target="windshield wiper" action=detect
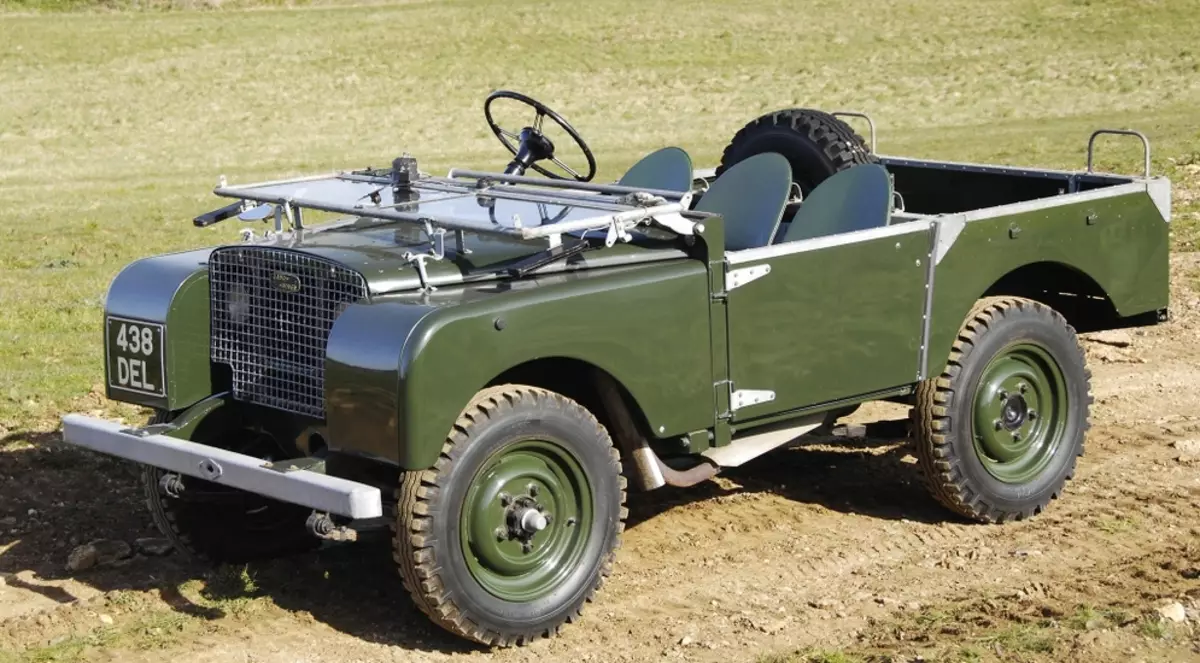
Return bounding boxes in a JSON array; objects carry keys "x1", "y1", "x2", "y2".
[{"x1": 506, "y1": 238, "x2": 594, "y2": 277}]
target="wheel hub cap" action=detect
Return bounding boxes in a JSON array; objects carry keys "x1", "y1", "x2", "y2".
[
  {"x1": 971, "y1": 343, "x2": 1068, "y2": 484},
  {"x1": 460, "y1": 439, "x2": 593, "y2": 602},
  {"x1": 1000, "y1": 394, "x2": 1029, "y2": 431}
]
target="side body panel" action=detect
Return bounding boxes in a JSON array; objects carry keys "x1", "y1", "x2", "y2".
[
  {"x1": 725, "y1": 224, "x2": 932, "y2": 421},
  {"x1": 104, "y1": 249, "x2": 214, "y2": 411},
  {"x1": 325, "y1": 261, "x2": 714, "y2": 468},
  {"x1": 927, "y1": 188, "x2": 1169, "y2": 377}
]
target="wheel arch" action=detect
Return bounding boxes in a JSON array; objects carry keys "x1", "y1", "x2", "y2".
[
  {"x1": 486, "y1": 356, "x2": 656, "y2": 453},
  {"x1": 926, "y1": 259, "x2": 1135, "y2": 380},
  {"x1": 981, "y1": 260, "x2": 1120, "y2": 333}
]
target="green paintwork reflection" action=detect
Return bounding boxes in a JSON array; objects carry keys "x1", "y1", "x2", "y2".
[
  {"x1": 970, "y1": 343, "x2": 1067, "y2": 483},
  {"x1": 461, "y1": 439, "x2": 592, "y2": 602},
  {"x1": 725, "y1": 229, "x2": 932, "y2": 420}
]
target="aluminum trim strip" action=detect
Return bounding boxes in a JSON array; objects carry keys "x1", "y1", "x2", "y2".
[{"x1": 726, "y1": 221, "x2": 933, "y2": 266}]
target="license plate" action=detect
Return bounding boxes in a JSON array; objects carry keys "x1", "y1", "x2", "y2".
[{"x1": 106, "y1": 317, "x2": 166, "y2": 397}]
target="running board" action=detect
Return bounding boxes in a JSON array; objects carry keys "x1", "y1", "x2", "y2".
[{"x1": 701, "y1": 417, "x2": 824, "y2": 467}]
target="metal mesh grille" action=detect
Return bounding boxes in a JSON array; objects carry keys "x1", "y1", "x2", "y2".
[{"x1": 209, "y1": 247, "x2": 368, "y2": 419}]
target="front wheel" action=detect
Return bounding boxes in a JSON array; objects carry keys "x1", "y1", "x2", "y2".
[
  {"x1": 141, "y1": 409, "x2": 319, "y2": 563},
  {"x1": 393, "y1": 385, "x2": 626, "y2": 646},
  {"x1": 912, "y1": 297, "x2": 1092, "y2": 523}
]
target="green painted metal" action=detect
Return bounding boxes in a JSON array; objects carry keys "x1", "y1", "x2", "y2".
[
  {"x1": 926, "y1": 191, "x2": 1169, "y2": 378},
  {"x1": 461, "y1": 439, "x2": 592, "y2": 601},
  {"x1": 164, "y1": 269, "x2": 213, "y2": 411},
  {"x1": 160, "y1": 393, "x2": 230, "y2": 441},
  {"x1": 970, "y1": 343, "x2": 1067, "y2": 483},
  {"x1": 103, "y1": 249, "x2": 213, "y2": 412},
  {"x1": 725, "y1": 229, "x2": 931, "y2": 420},
  {"x1": 325, "y1": 259, "x2": 714, "y2": 468}
]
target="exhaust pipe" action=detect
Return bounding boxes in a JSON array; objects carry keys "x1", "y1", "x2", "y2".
[{"x1": 596, "y1": 373, "x2": 719, "y2": 491}]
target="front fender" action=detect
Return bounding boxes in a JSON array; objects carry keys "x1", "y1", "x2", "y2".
[
  {"x1": 324, "y1": 261, "x2": 714, "y2": 469},
  {"x1": 105, "y1": 249, "x2": 214, "y2": 411}
]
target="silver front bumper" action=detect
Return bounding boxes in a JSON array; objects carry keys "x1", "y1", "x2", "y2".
[{"x1": 61, "y1": 414, "x2": 383, "y2": 520}]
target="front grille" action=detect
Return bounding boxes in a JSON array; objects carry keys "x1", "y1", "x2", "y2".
[{"x1": 210, "y1": 247, "x2": 368, "y2": 418}]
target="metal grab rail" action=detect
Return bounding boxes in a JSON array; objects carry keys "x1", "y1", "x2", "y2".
[
  {"x1": 1086, "y1": 129, "x2": 1151, "y2": 178},
  {"x1": 831, "y1": 111, "x2": 877, "y2": 153}
]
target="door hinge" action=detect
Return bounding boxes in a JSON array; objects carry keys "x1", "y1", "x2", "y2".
[
  {"x1": 725, "y1": 264, "x2": 771, "y2": 291},
  {"x1": 730, "y1": 388, "x2": 775, "y2": 411}
]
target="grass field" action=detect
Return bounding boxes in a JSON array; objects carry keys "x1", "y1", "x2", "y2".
[
  {"x1": 1, "y1": 1, "x2": 1199, "y2": 438},
  {"x1": 1, "y1": 4, "x2": 1199, "y2": 662}
]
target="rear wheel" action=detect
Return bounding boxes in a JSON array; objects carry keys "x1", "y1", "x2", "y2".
[
  {"x1": 141, "y1": 409, "x2": 319, "y2": 563},
  {"x1": 717, "y1": 108, "x2": 877, "y2": 197},
  {"x1": 393, "y1": 385, "x2": 626, "y2": 646},
  {"x1": 912, "y1": 297, "x2": 1092, "y2": 522}
]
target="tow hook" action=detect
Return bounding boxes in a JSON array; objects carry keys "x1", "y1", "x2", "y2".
[
  {"x1": 306, "y1": 511, "x2": 359, "y2": 542},
  {"x1": 159, "y1": 473, "x2": 186, "y2": 498}
]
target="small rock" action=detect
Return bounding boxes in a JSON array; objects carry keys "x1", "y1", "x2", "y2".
[
  {"x1": 98, "y1": 614, "x2": 113, "y2": 626},
  {"x1": 1088, "y1": 330, "x2": 1133, "y2": 348},
  {"x1": 905, "y1": 601, "x2": 922, "y2": 612},
  {"x1": 90, "y1": 540, "x2": 133, "y2": 567},
  {"x1": 1014, "y1": 549, "x2": 1043, "y2": 558},
  {"x1": 809, "y1": 598, "x2": 842, "y2": 609},
  {"x1": 1172, "y1": 439, "x2": 1200, "y2": 456},
  {"x1": 1157, "y1": 602, "x2": 1187, "y2": 623},
  {"x1": 66, "y1": 545, "x2": 98, "y2": 572},
  {"x1": 678, "y1": 635, "x2": 694, "y2": 646},
  {"x1": 874, "y1": 596, "x2": 900, "y2": 607},
  {"x1": 26, "y1": 509, "x2": 38, "y2": 518},
  {"x1": 135, "y1": 538, "x2": 174, "y2": 557}
]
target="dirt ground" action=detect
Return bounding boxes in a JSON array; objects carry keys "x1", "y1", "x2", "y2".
[{"x1": 1, "y1": 258, "x2": 1198, "y2": 663}]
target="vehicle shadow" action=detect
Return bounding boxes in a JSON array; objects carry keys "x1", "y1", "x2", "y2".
[
  {"x1": 0, "y1": 418, "x2": 953, "y2": 656},
  {"x1": 0, "y1": 429, "x2": 476, "y2": 655},
  {"x1": 626, "y1": 418, "x2": 964, "y2": 529}
]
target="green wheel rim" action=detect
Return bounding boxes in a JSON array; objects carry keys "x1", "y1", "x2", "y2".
[
  {"x1": 970, "y1": 342, "x2": 1069, "y2": 484},
  {"x1": 460, "y1": 439, "x2": 593, "y2": 602}
]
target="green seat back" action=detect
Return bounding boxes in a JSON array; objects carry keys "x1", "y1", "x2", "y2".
[
  {"x1": 617, "y1": 147, "x2": 694, "y2": 193},
  {"x1": 695, "y1": 153, "x2": 792, "y2": 251},
  {"x1": 782, "y1": 164, "x2": 893, "y2": 242}
]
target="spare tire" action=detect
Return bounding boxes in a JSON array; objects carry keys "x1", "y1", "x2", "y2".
[{"x1": 717, "y1": 109, "x2": 877, "y2": 197}]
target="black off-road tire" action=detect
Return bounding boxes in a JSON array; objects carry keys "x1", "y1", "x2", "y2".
[
  {"x1": 912, "y1": 297, "x2": 1093, "y2": 523},
  {"x1": 393, "y1": 385, "x2": 626, "y2": 647},
  {"x1": 717, "y1": 108, "x2": 877, "y2": 196},
  {"x1": 141, "y1": 410, "x2": 320, "y2": 563}
]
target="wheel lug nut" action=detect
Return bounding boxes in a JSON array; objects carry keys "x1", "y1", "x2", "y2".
[
  {"x1": 522, "y1": 542, "x2": 533, "y2": 554},
  {"x1": 494, "y1": 527, "x2": 507, "y2": 541},
  {"x1": 1012, "y1": 432, "x2": 1022, "y2": 441},
  {"x1": 993, "y1": 419, "x2": 1003, "y2": 431},
  {"x1": 998, "y1": 390, "x2": 1008, "y2": 401},
  {"x1": 527, "y1": 483, "x2": 539, "y2": 497},
  {"x1": 1019, "y1": 383, "x2": 1028, "y2": 394},
  {"x1": 566, "y1": 517, "x2": 577, "y2": 527},
  {"x1": 1028, "y1": 410, "x2": 1037, "y2": 420},
  {"x1": 499, "y1": 492, "x2": 511, "y2": 506},
  {"x1": 544, "y1": 513, "x2": 554, "y2": 524}
]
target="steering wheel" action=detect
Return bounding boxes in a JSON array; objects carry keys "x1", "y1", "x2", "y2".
[{"x1": 484, "y1": 90, "x2": 597, "y2": 182}]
